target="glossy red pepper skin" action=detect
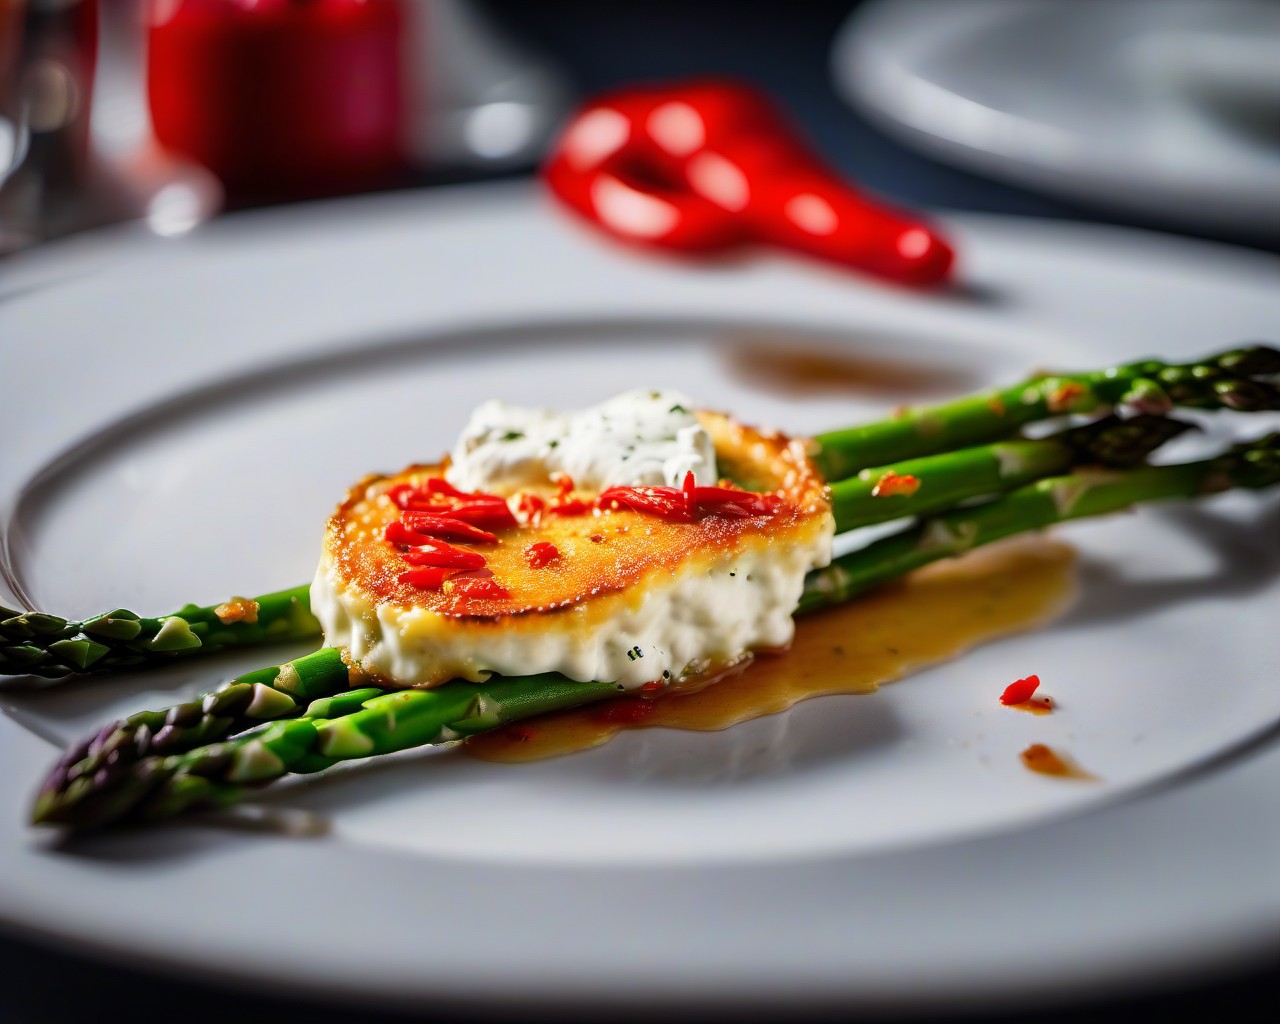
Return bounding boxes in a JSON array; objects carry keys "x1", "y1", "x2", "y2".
[
  {"x1": 1001, "y1": 674, "x2": 1042, "y2": 706},
  {"x1": 543, "y1": 79, "x2": 954, "y2": 286},
  {"x1": 148, "y1": 0, "x2": 404, "y2": 199},
  {"x1": 596, "y1": 472, "x2": 786, "y2": 524}
]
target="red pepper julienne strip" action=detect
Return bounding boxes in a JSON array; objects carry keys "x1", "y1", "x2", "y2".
[
  {"x1": 396, "y1": 566, "x2": 457, "y2": 589},
  {"x1": 525, "y1": 541, "x2": 561, "y2": 568},
  {"x1": 388, "y1": 473, "x2": 784, "y2": 592},
  {"x1": 598, "y1": 472, "x2": 785, "y2": 524},
  {"x1": 448, "y1": 577, "x2": 511, "y2": 600},
  {"x1": 399, "y1": 547, "x2": 487, "y2": 571},
  {"x1": 400, "y1": 511, "x2": 497, "y2": 544},
  {"x1": 387, "y1": 479, "x2": 519, "y2": 529}
]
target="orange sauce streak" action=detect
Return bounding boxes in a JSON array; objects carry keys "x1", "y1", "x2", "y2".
[
  {"x1": 466, "y1": 535, "x2": 1078, "y2": 764},
  {"x1": 1008, "y1": 696, "x2": 1055, "y2": 716},
  {"x1": 1020, "y1": 743, "x2": 1098, "y2": 780},
  {"x1": 720, "y1": 342, "x2": 970, "y2": 399}
]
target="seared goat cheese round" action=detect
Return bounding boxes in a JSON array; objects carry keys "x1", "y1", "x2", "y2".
[{"x1": 312, "y1": 399, "x2": 834, "y2": 690}]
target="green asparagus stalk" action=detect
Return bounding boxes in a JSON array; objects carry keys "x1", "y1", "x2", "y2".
[
  {"x1": 1, "y1": 585, "x2": 320, "y2": 679},
  {"x1": 33, "y1": 647, "x2": 352, "y2": 819},
  {"x1": 33, "y1": 673, "x2": 624, "y2": 829},
  {"x1": 812, "y1": 345, "x2": 1280, "y2": 481},
  {"x1": 34, "y1": 432, "x2": 1280, "y2": 830},
  {"x1": 830, "y1": 413, "x2": 1190, "y2": 531},
  {"x1": 802, "y1": 432, "x2": 1280, "y2": 613}
]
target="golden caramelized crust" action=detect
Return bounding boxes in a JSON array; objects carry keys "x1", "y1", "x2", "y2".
[{"x1": 323, "y1": 411, "x2": 830, "y2": 623}]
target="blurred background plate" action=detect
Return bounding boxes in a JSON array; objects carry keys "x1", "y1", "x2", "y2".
[{"x1": 832, "y1": 0, "x2": 1280, "y2": 238}]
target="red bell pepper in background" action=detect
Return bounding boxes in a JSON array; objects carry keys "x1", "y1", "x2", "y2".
[{"x1": 543, "y1": 79, "x2": 955, "y2": 286}]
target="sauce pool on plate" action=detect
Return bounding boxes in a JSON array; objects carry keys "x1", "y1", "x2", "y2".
[{"x1": 466, "y1": 535, "x2": 1079, "y2": 763}]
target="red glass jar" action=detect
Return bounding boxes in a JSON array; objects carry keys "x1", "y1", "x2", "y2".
[{"x1": 148, "y1": 0, "x2": 404, "y2": 200}]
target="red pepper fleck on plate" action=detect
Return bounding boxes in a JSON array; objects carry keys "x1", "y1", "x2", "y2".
[{"x1": 1000, "y1": 674, "x2": 1041, "y2": 706}]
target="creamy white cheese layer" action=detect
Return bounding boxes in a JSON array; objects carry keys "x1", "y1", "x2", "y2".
[
  {"x1": 311, "y1": 529, "x2": 830, "y2": 689},
  {"x1": 445, "y1": 388, "x2": 717, "y2": 495}
]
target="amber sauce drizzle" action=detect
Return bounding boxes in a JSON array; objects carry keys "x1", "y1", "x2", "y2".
[
  {"x1": 1009, "y1": 696, "x2": 1055, "y2": 716},
  {"x1": 1020, "y1": 743, "x2": 1097, "y2": 780},
  {"x1": 719, "y1": 342, "x2": 972, "y2": 399},
  {"x1": 466, "y1": 536, "x2": 1079, "y2": 764}
]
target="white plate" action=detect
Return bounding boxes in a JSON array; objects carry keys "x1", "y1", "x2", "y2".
[
  {"x1": 1, "y1": 182, "x2": 1279, "y2": 1014},
  {"x1": 832, "y1": 0, "x2": 1280, "y2": 237}
]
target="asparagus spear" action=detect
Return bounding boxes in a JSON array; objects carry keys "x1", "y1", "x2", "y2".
[
  {"x1": 33, "y1": 673, "x2": 624, "y2": 829},
  {"x1": 31, "y1": 647, "x2": 352, "y2": 821},
  {"x1": 830, "y1": 413, "x2": 1190, "y2": 530},
  {"x1": 812, "y1": 344, "x2": 1280, "y2": 481},
  {"x1": 34, "y1": 432, "x2": 1280, "y2": 830},
  {"x1": 802, "y1": 431, "x2": 1280, "y2": 613},
  {"x1": 1, "y1": 585, "x2": 318, "y2": 679}
]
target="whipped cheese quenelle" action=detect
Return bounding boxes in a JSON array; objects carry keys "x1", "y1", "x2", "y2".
[
  {"x1": 311, "y1": 392, "x2": 835, "y2": 691},
  {"x1": 445, "y1": 388, "x2": 717, "y2": 494}
]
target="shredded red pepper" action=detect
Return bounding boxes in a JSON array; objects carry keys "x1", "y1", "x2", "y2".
[
  {"x1": 548, "y1": 474, "x2": 592, "y2": 516},
  {"x1": 386, "y1": 523, "x2": 487, "y2": 570},
  {"x1": 399, "y1": 547, "x2": 487, "y2": 571},
  {"x1": 1000, "y1": 674, "x2": 1041, "y2": 706},
  {"x1": 439, "y1": 502, "x2": 518, "y2": 529},
  {"x1": 597, "y1": 484, "x2": 691, "y2": 521},
  {"x1": 396, "y1": 566, "x2": 457, "y2": 590},
  {"x1": 447, "y1": 577, "x2": 511, "y2": 600},
  {"x1": 524, "y1": 541, "x2": 561, "y2": 568},
  {"x1": 423, "y1": 478, "x2": 480, "y2": 500},
  {"x1": 385, "y1": 521, "x2": 430, "y2": 547},
  {"x1": 514, "y1": 492, "x2": 547, "y2": 525},
  {"x1": 387, "y1": 478, "x2": 518, "y2": 529},
  {"x1": 384, "y1": 482, "x2": 416, "y2": 508},
  {"x1": 597, "y1": 472, "x2": 785, "y2": 524},
  {"x1": 871, "y1": 470, "x2": 921, "y2": 498},
  {"x1": 400, "y1": 511, "x2": 497, "y2": 544}
]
